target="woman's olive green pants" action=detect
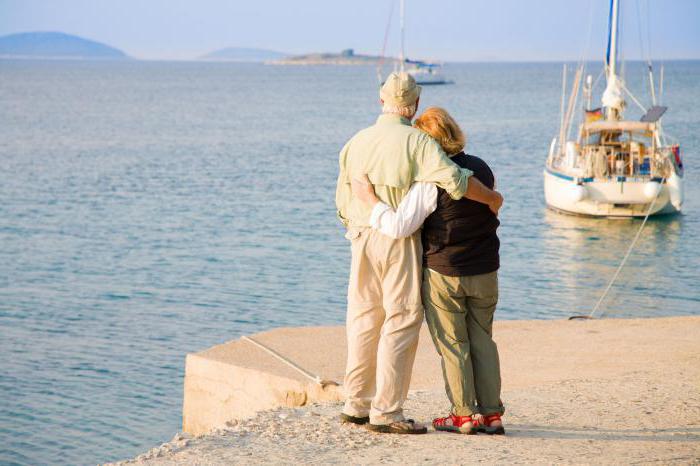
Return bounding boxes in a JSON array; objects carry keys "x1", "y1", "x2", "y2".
[{"x1": 422, "y1": 268, "x2": 504, "y2": 417}]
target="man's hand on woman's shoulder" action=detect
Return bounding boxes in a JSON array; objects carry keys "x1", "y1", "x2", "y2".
[{"x1": 489, "y1": 191, "x2": 503, "y2": 216}]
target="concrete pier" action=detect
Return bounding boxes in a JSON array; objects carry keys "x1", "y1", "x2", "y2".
[
  {"x1": 182, "y1": 325, "x2": 447, "y2": 435},
  {"x1": 181, "y1": 317, "x2": 700, "y2": 436}
]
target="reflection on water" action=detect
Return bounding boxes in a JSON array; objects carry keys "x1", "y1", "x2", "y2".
[{"x1": 539, "y1": 210, "x2": 688, "y2": 318}]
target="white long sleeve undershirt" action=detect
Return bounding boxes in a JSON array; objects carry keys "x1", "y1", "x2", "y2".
[{"x1": 368, "y1": 182, "x2": 439, "y2": 239}]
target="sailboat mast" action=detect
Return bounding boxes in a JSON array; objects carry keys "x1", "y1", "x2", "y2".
[
  {"x1": 399, "y1": 0, "x2": 405, "y2": 72},
  {"x1": 603, "y1": 0, "x2": 622, "y2": 120},
  {"x1": 608, "y1": 0, "x2": 620, "y2": 80}
]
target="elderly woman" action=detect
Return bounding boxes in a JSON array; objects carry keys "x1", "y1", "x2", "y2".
[{"x1": 352, "y1": 107, "x2": 505, "y2": 435}]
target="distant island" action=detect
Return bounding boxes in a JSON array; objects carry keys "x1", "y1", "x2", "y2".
[
  {"x1": 0, "y1": 32, "x2": 128, "y2": 59},
  {"x1": 270, "y1": 48, "x2": 398, "y2": 65},
  {"x1": 200, "y1": 47, "x2": 287, "y2": 62}
]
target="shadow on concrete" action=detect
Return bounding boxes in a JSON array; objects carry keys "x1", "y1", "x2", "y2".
[{"x1": 508, "y1": 424, "x2": 700, "y2": 442}]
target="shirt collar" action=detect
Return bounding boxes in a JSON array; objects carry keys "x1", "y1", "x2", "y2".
[{"x1": 376, "y1": 113, "x2": 412, "y2": 126}]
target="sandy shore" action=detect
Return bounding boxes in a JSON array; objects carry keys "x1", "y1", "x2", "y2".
[{"x1": 112, "y1": 316, "x2": 700, "y2": 465}]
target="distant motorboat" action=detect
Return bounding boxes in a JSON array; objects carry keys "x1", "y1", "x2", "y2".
[{"x1": 544, "y1": 0, "x2": 683, "y2": 217}]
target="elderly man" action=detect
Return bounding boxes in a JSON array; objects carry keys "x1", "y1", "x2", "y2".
[{"x1": 336, "y1": 72, "x2": 502, "y2": 434}]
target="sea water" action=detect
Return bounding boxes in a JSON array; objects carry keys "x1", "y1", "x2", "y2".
[{"x1": 0, "y1": 60, "x2": 698, "y2": 465}]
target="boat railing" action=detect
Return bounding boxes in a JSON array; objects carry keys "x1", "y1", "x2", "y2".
[{"x1": 551, "y1": 142, "x2": 674, "y2": 180}]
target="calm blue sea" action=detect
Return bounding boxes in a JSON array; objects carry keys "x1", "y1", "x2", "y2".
[{"x1": 0, "y1": 60, "x2": 698, "y2": 465}]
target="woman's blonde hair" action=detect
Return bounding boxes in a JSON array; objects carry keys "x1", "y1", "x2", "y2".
[{"x1": 414, "y1": 107, "x2": 466, "y2": 155}]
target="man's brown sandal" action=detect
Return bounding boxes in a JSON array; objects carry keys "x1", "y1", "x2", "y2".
[
  {"x1": 340, "y1": 413, "x2": 370, "y2": 425},
  {"x1": 366, "y1": 419, "x2": 428, "y2": 434}
]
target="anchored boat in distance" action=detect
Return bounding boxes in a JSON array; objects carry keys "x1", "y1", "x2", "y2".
[
  {"x1": 404, "y1": 59, "x2": 452, "y2": 85},
  {"x1": 378, "y1": 0, "x2": 453, "y2": 87},
  {"x1": 544, "y1": 0, "x2": 683, "y2": 217}
]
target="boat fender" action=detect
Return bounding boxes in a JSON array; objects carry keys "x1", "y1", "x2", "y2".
[
  {"x1": 667, "y1": 173, "x2": 683, "y2": 210},
  {"x1": 643, "y1": 181, "x2": 662, "y2": 200},
  {"x1": 568, "y1": 184, "x2": 588, "y2": 202}
]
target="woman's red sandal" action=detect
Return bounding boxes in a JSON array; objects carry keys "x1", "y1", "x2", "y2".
[
  {"x1": 474, "y1": 413, "x2": 505, "y2": 435},
  {"x1": 432, "y1": 413, "x2": 477, "y2": 435}
]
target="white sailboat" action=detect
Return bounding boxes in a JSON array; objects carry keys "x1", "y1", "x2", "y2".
[
  {"x1": 379, "y1": 0, "x2": 453, "y2": 86},
  {"x1": 404, "y1": 59, "x2": 451, "y2": 85},
  {"x1": 544, "y1": 0, "x2": 683, "y2": 217}
]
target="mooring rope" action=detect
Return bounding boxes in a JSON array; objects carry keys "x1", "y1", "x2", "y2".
[
  {"x1": 241, "y1": 335, "x2": 337, "y2": 386},
  {"x1": 573, "y1": 178, "x2": 665, "y2": 320}
]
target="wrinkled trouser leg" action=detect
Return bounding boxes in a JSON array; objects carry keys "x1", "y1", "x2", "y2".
[
  {"x1": 422, "y1": 269, "x2": 504, "y2": 417},
  {"x1": 462, "y1": 271, "x2": 503, "y2": 415},
  {"x1": 370, "y1": 302, "x2": 423, "y2": 424},
  {"x1": 343, "y1": 304, "x2": 384, "y2": 418},
  {"x1": 343, "y1": 229, "x2": 424, "y2": 425},
  {"x1": 343, "y1": 228, "x2": 383, "y2": 418},
  {"x1": 422, "y1": 268, "x2": 477, "y2": 416}
]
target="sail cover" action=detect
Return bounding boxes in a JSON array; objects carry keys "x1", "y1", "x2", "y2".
[{"x1": 602, "y1": 74, "x2": 624, "y2": 110}]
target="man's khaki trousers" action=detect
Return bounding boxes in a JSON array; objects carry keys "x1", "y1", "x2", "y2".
[
  {"x1": 342, "y1": 228, "x2": 423, "y2": 425},
  {"x1": 422, "y1": 268, "x2": 504, "y2": 416}
]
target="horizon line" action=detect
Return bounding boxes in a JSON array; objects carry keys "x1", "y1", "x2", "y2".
[
  {"x1": 2, "y1": 56, "x2": 700, "y2": 65},
  {"x1": 2, "y1": 31, "x2": 699, "y2": 64}
]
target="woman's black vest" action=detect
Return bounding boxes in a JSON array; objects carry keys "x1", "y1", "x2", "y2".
[{"x1": 421, "y1": 152, "x2": 500, "y2": 277}]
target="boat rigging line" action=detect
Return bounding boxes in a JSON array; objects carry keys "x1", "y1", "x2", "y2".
[
  {"x1": 569, "y1": 177, "x2": 666, "y2": 321},
  {"x1": 399, "y1": 0, "x2": 405, "y2": 72},
  {"x1": 376, "y1": 0, "x2": 396, "y2": 86}
]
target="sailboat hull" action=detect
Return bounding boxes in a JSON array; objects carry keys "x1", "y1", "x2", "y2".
[
  {"x1": 543, "y1": 169, "x2": 682, "y2": 217},
  {"x1": 415, "y1": 79, "x2": 452, "y2": 85}
]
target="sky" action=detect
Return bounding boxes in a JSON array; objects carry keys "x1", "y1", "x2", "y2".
[{"x1": 0, "y1": 0, "x2": 698, "y2": 61}]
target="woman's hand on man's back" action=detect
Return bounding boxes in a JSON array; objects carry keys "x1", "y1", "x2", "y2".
[{"x1": 352, "y1": 174, "x2": 380, "y2": 206}]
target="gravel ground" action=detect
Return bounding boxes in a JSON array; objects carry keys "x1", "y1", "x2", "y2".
[{"x1": 110, "y1": 366, "x2": 700, "y2": 465}]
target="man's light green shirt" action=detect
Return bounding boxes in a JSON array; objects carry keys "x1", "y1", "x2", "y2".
[{"x1": 336, "y1": 114, "x2": 472, "y2": 228}]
